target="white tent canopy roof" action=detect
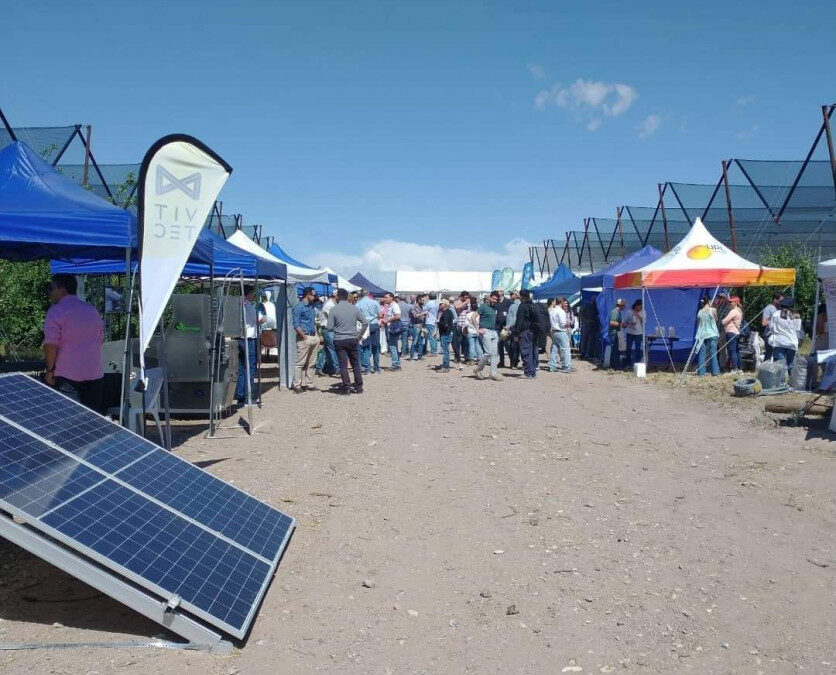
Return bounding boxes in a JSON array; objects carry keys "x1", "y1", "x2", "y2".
[
  {"x1": 614, "y1": 218, "x2": 796, "y2": 289},
  {"x1": 396, "y1": 270, "x2": 494, "y2": 295},
  {"x1": 321, "y1": 267, "x2": 360, "y2": 292},
  {"x1": 819, "y1": 258, "x2": 836, "y2": 278},
  {"x1": 228, "y1": 230, "x2": 332, "y2": 284}
]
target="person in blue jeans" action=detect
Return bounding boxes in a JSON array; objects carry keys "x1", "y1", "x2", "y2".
[
  {"x1": 436, "y1": 298, "x2": 455, "y2": 371},
  {"x1": 381, "y1": 292, "x2": 403, "y2": 370},
  {"x1": 623, "y1": 299, "x2": 645, "y2": 369},
  {"x1": 409, "y1": 295, "x2": 428, "y2": 360},
  {"x1": 695, "y1": 297, "x2": 720, "y2": 376},
  {"x1": 356, "y1": 290, "x2": 382, "y2": 373}
]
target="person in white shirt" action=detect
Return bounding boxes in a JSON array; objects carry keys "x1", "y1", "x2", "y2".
[
  {"x1": 315, "y1": 291, "x2": 339, "y2": 376},
  {"x1": 623, "y1": 299, "x2": 645, "y2": 368},
  {"x1": 380, "y1": 292, "x2": 403, "y2": 370},
  {"x1": 548, "y1": 297, "x2": 572, "y2": 372},
  {"x1": 769, "y1": 297, "x2": 803, "y2": 369},
  {"x1": 761, "y1": 293, "x2": 784, "y2": 360},
  {"x1": 236, "y1": 285, "x2": 267, "y2": 405}
]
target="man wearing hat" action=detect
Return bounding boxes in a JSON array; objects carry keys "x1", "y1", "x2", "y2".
[
  {"x1": 607, "y1": 298, "x2": 626, "y2": 370},
  {"x1": 436, "y1": 297, "x2": 456, "y2": 372}
]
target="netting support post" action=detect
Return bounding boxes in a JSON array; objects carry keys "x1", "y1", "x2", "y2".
[
  {"x1": 82, "y1": 125, "x2": 92, "y2": 188},
  {"x1": 0, "y1": 106, "x2": 17, "y2": 141},
  {"x1": 721, "y1": 160, "x2": 738, "y2": 252},
  {"x1": 823, "y1": 104, "x2": 836, "y2": 199},
  {"x1": 614, "y1": 206, "x2": 624, "y2": 260},
  {"x1": 657, "y1": 183, "x2": 670, "y2": 251}
]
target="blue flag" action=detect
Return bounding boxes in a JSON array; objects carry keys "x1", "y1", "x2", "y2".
[{"x1": 490, "y1": 269, "x2": 502, "y2": 291}]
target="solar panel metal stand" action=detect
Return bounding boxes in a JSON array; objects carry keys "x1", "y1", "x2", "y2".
[{"x1": 0, "y1": 511, "x2": 232, "y2": 654}]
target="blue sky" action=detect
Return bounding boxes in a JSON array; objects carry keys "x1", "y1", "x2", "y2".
[{"x1": 1, "y1": 0, "x2": 833, "y2": 285}]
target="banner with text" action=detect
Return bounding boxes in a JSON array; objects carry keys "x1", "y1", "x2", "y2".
[{"x1": 138, "y1": 135, "x2": 232, "y2": 363}]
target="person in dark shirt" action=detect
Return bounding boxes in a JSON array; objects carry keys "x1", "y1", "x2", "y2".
[
  {"x1": 474, "y1": 291, "x2": 502, "y2": 381},
  {"x1": 496, "y1": 289, "x2": 512, "y2": 368},
  {"x1": 436, "y1": 298, "x2": 457, "y2": 372},
  {"x1": 513, "y1": 289, "x2": 539, "y2": 378}
]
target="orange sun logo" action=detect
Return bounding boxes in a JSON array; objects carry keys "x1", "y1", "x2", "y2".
[{"x1": 686, "y1": 245, "x2": 712, "y2": 260}]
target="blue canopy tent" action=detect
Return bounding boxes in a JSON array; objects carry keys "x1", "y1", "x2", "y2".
[
  {"x1": 349, "y1": 272, "x2": 390, "y2": 296},
  {"x1": 0, "y1": 141, "x2": 136, "y2": 261},
  {"x1": 267, "y1": 242, "x2": 312, "y2": 269},
  {"x1": 51, "y1": 229, "x2": 287, "y2": 280},
  {"x1": 531, "y1": 264, "x2": 581, "y2": 300},
  {"x1": 577, "y1": 246, "x2": 707, "y2": 364},
  {"x1": 265, "y1": 241, "x2": 338, "y2": 297}
]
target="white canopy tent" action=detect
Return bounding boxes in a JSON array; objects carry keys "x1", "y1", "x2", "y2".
[
  {"x1": 396, "y1": 270, "x2": 494, "y2": 296},
  {"x1": 321, "y1": 266, "x2": 360, "y2": 292},
  {"x1": 228, "y1": 230, "x2": 332, "y2": 284}
]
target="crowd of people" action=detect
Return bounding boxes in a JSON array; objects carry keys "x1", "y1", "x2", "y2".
[{"x1": 289, "y1": 286, "x2": 579, "y2": 395}]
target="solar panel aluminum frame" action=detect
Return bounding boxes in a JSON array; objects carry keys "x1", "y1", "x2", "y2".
[
  {"x1": 0, "y1": 372, "x2": 295, "y2": 644},
  {"x1": 0, "y1": 510, "x2": 231, "y2": 652}
]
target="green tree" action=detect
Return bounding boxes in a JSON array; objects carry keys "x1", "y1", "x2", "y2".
[
  {"x1": 737, "y1": 244, "x2": 817, "y2": 326},
  {"x1": 0, "y1": 260, "x2": 52, "y2": 358}
]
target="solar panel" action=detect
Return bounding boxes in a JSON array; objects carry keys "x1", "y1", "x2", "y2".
[{"x1": 0, "y1": 373, "x2": 295, "y2": 642}]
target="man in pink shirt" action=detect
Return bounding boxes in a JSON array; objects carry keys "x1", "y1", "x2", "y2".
[{"x1": 43, "y1": 275, "x2": 105, "y2": 412}]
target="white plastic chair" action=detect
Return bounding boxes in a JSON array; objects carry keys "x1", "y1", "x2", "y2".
[{"x1": 128, "y1": 367, "x2": 165, "y2": 443}]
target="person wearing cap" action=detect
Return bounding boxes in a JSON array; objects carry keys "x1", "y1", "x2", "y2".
[
  {"x1": 436, "y1": 297, "x2": 456, "y2": 372},
  {"x1": 292, "y1": 286, "x2": 321, "y2": 392},
  {"x1": 721, "y1": 296, "x2": 744, "y2": 373},
  {"x1": 768, "y1": 297, "x2": 803, "y2": 369},
  {"x1": 453, "y1": 291, "x2": 472, "y2": 367},
  {"x1": 607, "y1": 298, "x2": 626, "y2": 370}
]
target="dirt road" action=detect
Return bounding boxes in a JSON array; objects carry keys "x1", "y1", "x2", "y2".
[{"x1": 1, "y1": 356, "x2": 834, "y2": 673}]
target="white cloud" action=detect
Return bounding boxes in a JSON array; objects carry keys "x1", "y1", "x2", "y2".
[
  {"x1": 638, "y1": 113, "x2": 661, "y2": 138},
  {"x1": 527, "y1": 63, "x2": 547, "y2": 80},
  {"x1": 534, "y1": 78, "x2": 639, "y2": 129},
  {"x1": 315, "y1": 238, "x2": 534, "y2": 290},
  {"x1": 735, "y1": 123, "x2": 759, "y2": 140},
  {"x1": 736, "y1": 95, "x2": 755, "y2": 107}
]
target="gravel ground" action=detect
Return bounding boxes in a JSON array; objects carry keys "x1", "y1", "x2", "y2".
[{"x1": 0, "y1": 354, "x2": 834, "y2": 674}]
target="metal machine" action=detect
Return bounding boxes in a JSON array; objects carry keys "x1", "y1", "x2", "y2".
[{"x1": 102, "y1": 293, "x2": 242, "y2": 414}]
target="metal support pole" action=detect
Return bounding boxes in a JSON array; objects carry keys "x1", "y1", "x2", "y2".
[
  {"x1": 240, "y1": 273, "x2": 253, "y2": 434},
  {"x1": 81, "y1": 125, "x2": 92, "y2": 188},
  {"x1": 811, "y1": 239, "x2": 822, "y2": 351},
  {"x1": 119, "y1": 250, "x2": 134, "y2": 428},
  {"x1": 721, "y1": 160, "x2": 738, "y2": 252},
  {"x1": 823, "y1": 105, "x2": 836, "y2": 199},
  {"x1": 158, "y1": 316, "x2": 173, "y2": 450},
  {"x1": 0, "y1": 106, "x2": 17, "y2": 140},
  {"x1": 658, "y1": 183, "x2": 670, "y2": 252}
]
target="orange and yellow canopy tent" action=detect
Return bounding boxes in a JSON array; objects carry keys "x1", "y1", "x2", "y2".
[{"x1": 613, "y1": 218, "x2": 796, "y2": 289}]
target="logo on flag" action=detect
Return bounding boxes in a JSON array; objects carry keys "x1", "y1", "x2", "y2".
[{"x1": 155, "y1": 165, "x2": 202, "y2": 199}]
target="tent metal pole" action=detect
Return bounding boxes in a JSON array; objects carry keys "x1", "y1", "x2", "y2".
[
  {"x1": 158, "y1": 315, "x2": 173, "y2": 450},
  {"x1": 256, "y1": 281, "x2": 263, "y2": 408},
  {"x1": 240, "y1": 272, "x2": 253, "y2": 434},
  {"x1": 811, "y1": 239, "x2": 822, "y2": 351},
  {"x1": 208, "y1": 263, "x2": 217, "y2": 437},
  {"x1": 119, "y1": 249, "x2": 134, "y2": 428}
]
